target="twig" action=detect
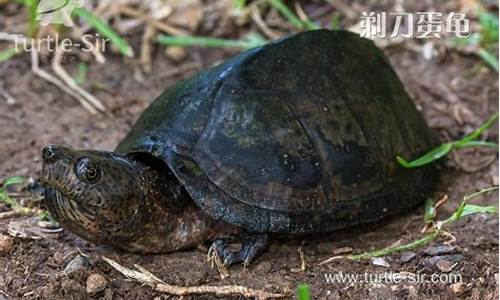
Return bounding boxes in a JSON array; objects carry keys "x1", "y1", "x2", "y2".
[
  {"x1": 420, "y1": 194, "x2": 448, "y2": 233},
  {"x1": 0, "y1": 84, "x2": 17, "y2": 105},
  {"x1": 102, "y1": 256, "x2": 286, "y2": 299},
  {"x1": 90, "y1": 38, "x2": 106, "y2": 64},
  {"x1": 291, "y1": 246, "x2": 306, "y2": 272},
  {"x1": 294, "y1": 2, "x2": 308, "y2": 23},
  {"x1": 140, "y1": 24, "x2": 156, "y2": 73},
  {"x1": 206, "y1": 244, "x2": 229, "y2": 279},
  {"x1": 250, "y1": 6, "x2": 280, "y2": 39},
  {"x1": 0, "y1": 210, "x2": 23, "y2": 219},
  {"x1": 151, "y1": 61, "x2": 201, "y2": 81},
  {"x1": 30, "y1": 47, "x2": 98, "y2": 115},
  {"x1": 51, "y1": 45, "x2": 106, "y2": 112},
  {"x1": 119, "y1": 6, "x2": 189, "y2": 36},
  {"x1": 298, "y1": 247, "x2": 306, "y2": 271}
]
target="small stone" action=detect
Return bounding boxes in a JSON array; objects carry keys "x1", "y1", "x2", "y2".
[
  {"x1": 423, "y1": 244, "x2": 455, "y2": 256},
  {"x1": 492, "y1": 175, "x2": 499, "y2": 186},
  {"x1": 332, "y1": 247, "x2": 353, "y2": 256},
  {"x1": 399, "y1": 251, "x2": 416, "y2": 263},
  {"x1": 426, "y1": 254, "x2": 464, "y2": 266},
  {"x1": 0, "y1": 234, "x2": 14, "y2": 253},
  {"x1": 63, "y1": 255, "x2": 90, "y2": 275},
  {"x1": 165, "y1": 46, "x2": 187, "y2": 62},
  {"x1": 436, "y1": 260, "x2": 456, "y2": 273},
  {"x1": 371, "y1": 257, "x2": 390, "y2": 268},
  {"x1": 86, "y1": 273, "x2": 107, "y2": 295},
  {"x1": 451, "y1": 282, "x2": 466, "y2": 295}
]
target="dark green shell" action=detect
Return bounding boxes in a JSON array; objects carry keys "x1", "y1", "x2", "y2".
[{"x1": 115, "y1": 29, "x2": 439, "y2": 233}]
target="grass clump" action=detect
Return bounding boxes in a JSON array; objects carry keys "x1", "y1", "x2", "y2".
[{"x1": 320, "y1": 186, "x2": 498, "y2": 263}]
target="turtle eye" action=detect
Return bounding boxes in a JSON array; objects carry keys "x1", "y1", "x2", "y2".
[{"x1": 75, "y1": 158, "x2": 101, "y2": 183}]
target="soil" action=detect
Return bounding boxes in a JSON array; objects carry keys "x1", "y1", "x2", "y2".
[{"x1": 0, "y1": 1, "x2": 498, "y2": 299}]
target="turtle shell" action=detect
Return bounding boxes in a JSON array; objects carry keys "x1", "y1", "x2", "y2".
[{"x1": 115, "y1": 29, "x2": 439, "y2": 233}]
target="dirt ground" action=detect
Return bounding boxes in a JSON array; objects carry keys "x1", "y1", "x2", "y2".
[{"x1": 0, "y1": 1, "x2": 499, "y2": 299}]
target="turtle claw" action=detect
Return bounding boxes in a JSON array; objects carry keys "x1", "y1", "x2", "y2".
[{"x1": 210, "y1": 234, "x2": 268, "y2": 267}]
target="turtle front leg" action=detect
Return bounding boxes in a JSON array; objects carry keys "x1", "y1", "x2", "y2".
[{"x1": 210, "y1": 233, "x2": 268, "y2": 267}]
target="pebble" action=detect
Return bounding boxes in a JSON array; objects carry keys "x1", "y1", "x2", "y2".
[
  {"x1": 165, "y1": 46, "x2": 187, "y2": 62},
  {"x1": 451, "y1": 282, "x2": 467, "y2": 295},
  {"x1": 370, "y1": 257, "x2": 390, "y2": 268},
  {"x1": 426, "y1": 254, "x2": 464, "y2": 266},
  {"x1": 423, "y1": 244, "x2": 455, "y2": 256},
  {"x1": 436, "y1": 260, "x2": 456, "y2": 273},
  {"x1": 86, "y1": 273, "x2": 107, "y2": 295},
  {"x1": 0, "y1": 234, "x2": 14, "y2": 253},
  {"x1": 63, "y1": 255, "x2": 90, "y2": 275},
  {"x1": 399, "y1": 251, "x2": 416, "y2": 263},
  {"x1": 332, "y1": 247, "x2": 353, "y2": 256}
]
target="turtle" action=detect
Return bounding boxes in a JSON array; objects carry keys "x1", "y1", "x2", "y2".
[{"x1": 40, "y1": 29, "x2": 440, "y2": 266}]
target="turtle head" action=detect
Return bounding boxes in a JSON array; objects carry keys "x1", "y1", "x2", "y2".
[{"x1": 40, "y1": 145, "x2": 147, "y2": 246}]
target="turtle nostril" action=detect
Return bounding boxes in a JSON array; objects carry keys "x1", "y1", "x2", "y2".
[{"x1": 41, "y1": 145, "x2": 58, "y2": 163}]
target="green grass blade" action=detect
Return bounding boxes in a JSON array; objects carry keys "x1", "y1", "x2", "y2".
[
  {"x1": 347, "y1": 231, "x2": 440, "y2": 260},
  {"x1": 330, "y1": 12, "x2": 342, "y2": 29},
  {"x1": 296, "y1": 284, "x2": 311, "y2": 300},
  {"x1": 478, "y1": 9, "x2": 499, "y2": 46},
  {"x1": 242, "y1": 32, "x2": 268, "y2": 47},
  {"x1": 2, "y1": 176, "x2": 26, "y2": 188},
  {"x1": 445, "y1": 186, "x2": 498, "y2": 225},
  {"x1": 268, "y1": 0, "x2": 319, "y2": 30},
  {"x1": 0, "y1": 47, "x2": 19, "y2": 62},
  {"x1": 452, "y1": 33, "x2": 480, "y2": 47},
  {"x1": 456, "y1": 112, "x2": 499, "y2": 145},
  {"x1": 269, "y1": 0, "x2": 304, "y2": 28},
  {"x1": 26, "y1": 0, "x2": 38, "y2": 37},
  {"x1": 477, "y1": 48, "x2": 499, "y2": 73},
  {"x1": 423, "y1": 198, "x2": 436, "y2": 224},
  {"x1": 461, "y1": 204, "x2": 498, "y2": 217},
  {"x1": 396, "y1": 142, "x2": 453, "y2": 168},
  {"x1": 455, "y1": 140, "x2": 499, "y2": 149},
  {"x1": 398, "y1": 112, "x2": 498, "y2": 168},
  {"x1": 157, "y1": 34, "x2": 265, "y2": 49},
  {"x1": 233, "y1": 0, "x2": 247, "y2": 10},
  {"x1": 72, "y1": 7, "x2": 134, "y2": 57},
  {"x1": 13, "y1": 0, "x2": 38, "y2": 36},
  {"x1": 0, "y1": 176, "x2": 27, "y2": 211}
]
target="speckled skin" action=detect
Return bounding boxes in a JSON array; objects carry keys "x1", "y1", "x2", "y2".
[
  {"x1": 41, "y1": 29, "x2": 439, "y2": 256},
  {"x1": 41, "y1": 146, "x2": 236, "y2": 253}
]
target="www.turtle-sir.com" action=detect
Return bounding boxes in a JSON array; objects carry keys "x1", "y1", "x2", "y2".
[{"x1": 324, "y1": 271, "x2": 462, "y2": 285}]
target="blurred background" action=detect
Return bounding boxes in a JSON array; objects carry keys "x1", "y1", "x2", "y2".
[{"x1": 0, "y1": 1, "x2": 498, "y2": 299}]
